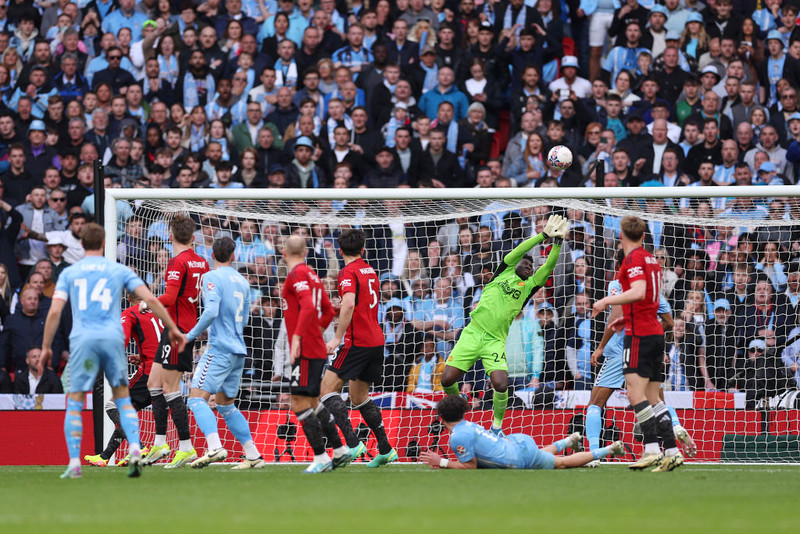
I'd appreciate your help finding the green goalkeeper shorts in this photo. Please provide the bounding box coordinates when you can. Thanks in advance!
[445,322,507,376]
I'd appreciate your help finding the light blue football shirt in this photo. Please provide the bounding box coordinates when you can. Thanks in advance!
[449,420,526,469]
[54,256,145,341]
[187,266,250,356]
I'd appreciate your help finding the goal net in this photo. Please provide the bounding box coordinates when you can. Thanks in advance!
[106,187,800,464]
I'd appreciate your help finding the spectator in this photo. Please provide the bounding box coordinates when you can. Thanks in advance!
[15,186,61,280]
[0,287,66,372]
[409,276,464,360]
[406,332,446,393]
[533,302,567,393]
[13,347,63,393]
[705,298,739,391]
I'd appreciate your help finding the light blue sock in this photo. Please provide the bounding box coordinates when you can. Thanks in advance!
[64,399,83,460]
[586,404,602,451]
[217,403,253,445]
[113,397,140,448]
[553,436,571,453]
[188,397,219,438]
[592,445,612,460]
[667,405,681,427]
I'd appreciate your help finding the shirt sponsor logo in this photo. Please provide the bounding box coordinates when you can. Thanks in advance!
[627,266,643,278]
[499,280,522,299]
[293,280,309,292]
[167,270,181,281]
[340,279,352,288]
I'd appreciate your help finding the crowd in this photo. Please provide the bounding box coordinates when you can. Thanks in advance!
[0,0,800,408]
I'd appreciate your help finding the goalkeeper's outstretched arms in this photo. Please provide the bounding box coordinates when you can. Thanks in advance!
[503,214,569,267]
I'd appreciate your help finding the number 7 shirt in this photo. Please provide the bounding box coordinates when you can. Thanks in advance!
[283,263,335,359]
[338,258,384,348]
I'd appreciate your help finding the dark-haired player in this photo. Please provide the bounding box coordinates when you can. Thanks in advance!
[185,237,265,469]
[419,396,624,470]
[144,215,210,468]
[283,235,352,473]
[323,228,397,468]
[85,293,163,467]
[592,216,683,472]
[441,214,569,435]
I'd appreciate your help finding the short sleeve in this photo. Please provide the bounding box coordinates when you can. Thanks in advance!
[202,273,221,305]
[338,270,356,296]
[658,295,672,314]
[164,257,185,290]
[449,427,475,463]
[121,264,146,293]
[53,270,69,302]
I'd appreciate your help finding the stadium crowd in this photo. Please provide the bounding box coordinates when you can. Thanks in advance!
[0,0,799,408]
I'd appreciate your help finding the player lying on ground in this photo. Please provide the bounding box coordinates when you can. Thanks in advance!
[145,215,209,468]
[41,223,186,479]
[85,293,162,467]
[283,235,355,474]
[585,252,696,465]
[591,216,684,472]
[420,396,624,469]
[322,228,397,468]
[441,214,569,436]
[184,237,266,469]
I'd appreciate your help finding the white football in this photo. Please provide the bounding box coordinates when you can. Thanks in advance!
[547,145,573,171]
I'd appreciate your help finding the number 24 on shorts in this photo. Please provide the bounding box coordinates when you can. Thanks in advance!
[492,352,506,363]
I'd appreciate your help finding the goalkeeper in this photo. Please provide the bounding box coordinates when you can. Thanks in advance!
[441,214,569,435]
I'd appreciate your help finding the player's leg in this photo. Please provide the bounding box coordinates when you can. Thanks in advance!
[187,350,230,467]
[441,325,481,396]
[586,386,615,452]
[440,365,466,396]
[320,369,361,449]
[216,356,265,469]
[552,443,626,468]
[350,378,398,467]
[488,369,509,434]
[647,381,684,472]
[291,357,333,473]
[87,400,124,466]
[62,391,87,478]
[623,336,665,469]
[659,388,697,457]
[145,360,170,463]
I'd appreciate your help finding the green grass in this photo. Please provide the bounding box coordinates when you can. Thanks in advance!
[1,464,798,533]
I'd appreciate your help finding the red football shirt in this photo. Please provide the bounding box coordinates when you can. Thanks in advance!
[283,263,335,359]
[122,304,163,375]
[159,249,209,333]
[617,247,663,337]
[338,258,383,347]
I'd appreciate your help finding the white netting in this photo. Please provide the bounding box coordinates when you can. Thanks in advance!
[112,190,800,464]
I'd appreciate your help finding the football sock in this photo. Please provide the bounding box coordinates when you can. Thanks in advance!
[314,403,343,449]
[296,408,325,455]
[553,436,572,453]
[586,404,602,451]
[632,400,660,453]
[243,441,261,460]
[217,403,256,453]
[149,388,167,446]
[653,402,678,450]
[442,382,460,396]
[667,405,681,427]
[165,391,192,447]
[321,393,360,448]
[101,429,125,461]
[492,389,508,429]
[188,397,222,451]
[114,397,141,450]
[356,399,393,455]
[591,445,614,460]
[64,399,83,463]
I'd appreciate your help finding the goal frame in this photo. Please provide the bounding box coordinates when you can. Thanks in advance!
[102,185,800,463]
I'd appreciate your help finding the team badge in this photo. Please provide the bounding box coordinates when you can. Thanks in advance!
[457,446,466,455]
[207,282,215,291]
[517,281,525,286]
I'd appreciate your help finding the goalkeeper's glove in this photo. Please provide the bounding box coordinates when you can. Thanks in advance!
[543,214,565,239]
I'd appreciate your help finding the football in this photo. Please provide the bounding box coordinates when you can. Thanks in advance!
[547,145,573,170]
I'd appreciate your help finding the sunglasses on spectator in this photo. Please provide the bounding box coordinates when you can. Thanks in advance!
[109,55,122,60]
[50,197,67,202]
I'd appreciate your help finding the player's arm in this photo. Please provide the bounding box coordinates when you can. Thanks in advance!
[185,279,220,343]
[41,296,67,373]
[133,284,187,353]
[503,214,566,267]
[290,286,320,363]
[591,279,646,317]
[419,450,478,469]
[530,238,564,287]
[326,292,355,353]
[158,259,184,308]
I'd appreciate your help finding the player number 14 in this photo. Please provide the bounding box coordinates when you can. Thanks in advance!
[74,277,113,311]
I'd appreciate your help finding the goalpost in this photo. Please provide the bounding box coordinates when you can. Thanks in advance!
[103,186,800,464]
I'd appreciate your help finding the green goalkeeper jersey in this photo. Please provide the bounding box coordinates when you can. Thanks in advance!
[468,233,562,340]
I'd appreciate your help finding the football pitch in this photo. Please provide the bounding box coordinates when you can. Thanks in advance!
[1,464,798,533]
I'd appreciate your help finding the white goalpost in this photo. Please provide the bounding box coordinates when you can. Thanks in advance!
[103,186,800,464]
